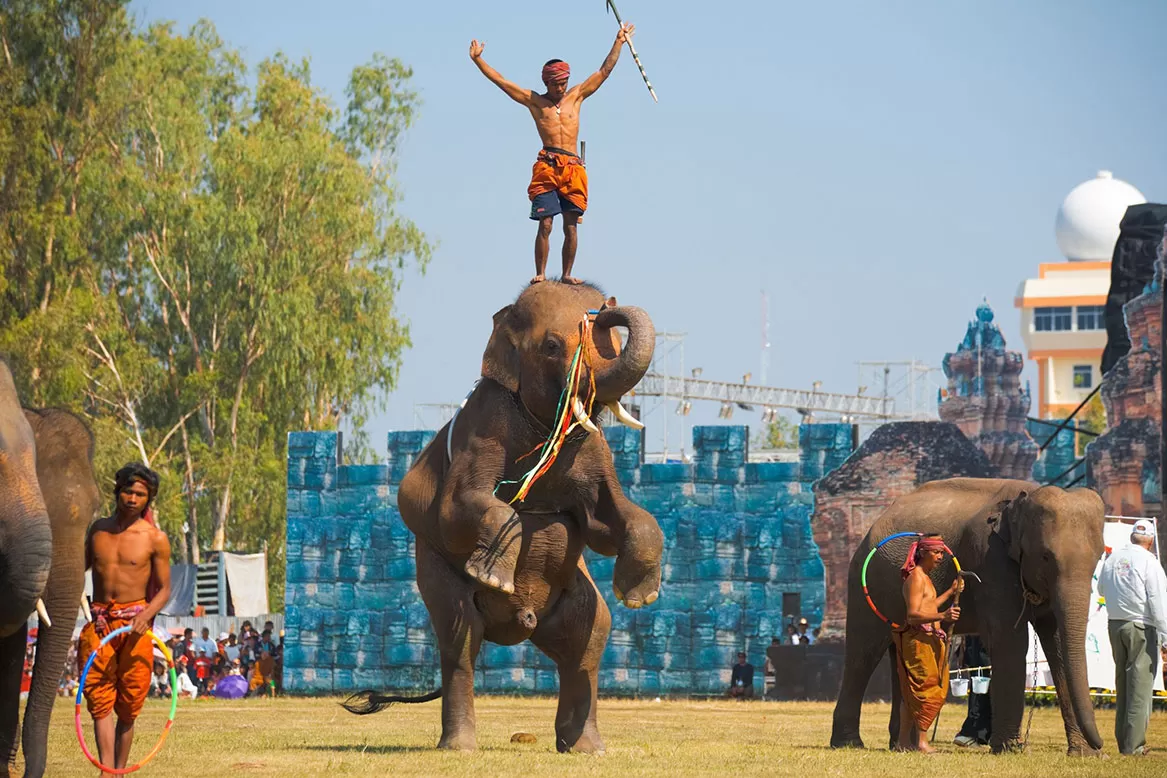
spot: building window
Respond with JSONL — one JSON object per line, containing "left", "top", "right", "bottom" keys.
{"left": 782, "top": 592, "right": 802, "bottom": 623}
{"left": 1077, "top": 305, "right": 1105, "bottom": 331}
{"left": 1034, "top": 306, "right": 1072, "bottom": 332}
{"left": 1073, "top": 365, "right": 1092, "bottom": 389}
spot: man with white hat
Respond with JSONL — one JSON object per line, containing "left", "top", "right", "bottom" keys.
{"left": 1098, "top": 519, "right": 1167, "bottom": 755}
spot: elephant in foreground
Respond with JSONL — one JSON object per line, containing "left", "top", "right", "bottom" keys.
{"left": 830, "top": 478, "right": 1106, "bottom": 756}
{"left": 0, "top": 360, "right": 101, "bottom": 778}
{"left": 344, "top": 281, "right": 664, "bottom": 752}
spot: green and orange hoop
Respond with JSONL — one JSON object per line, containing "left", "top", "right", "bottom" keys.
{"left": 75, "top": 625, "right": 178, "bottom": 774}
{"left": 861, "top": 531, "right": 962, "bottom": 628}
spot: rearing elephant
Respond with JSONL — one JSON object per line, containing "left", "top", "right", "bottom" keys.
{"left": 344, "top": 281, "right": 664, "bottom": 752}
{"left": 830, "top": 478, "right": 1106, "bottom": 755}
{"left": 0, "top": 359, "right": 101, "bottom": 778}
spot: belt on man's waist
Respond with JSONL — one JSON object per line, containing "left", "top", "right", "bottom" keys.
{"left": 542, "top": 146, "right": 579, "bottom": 158}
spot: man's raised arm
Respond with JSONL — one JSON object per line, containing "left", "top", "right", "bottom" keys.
{"left": 578, "top": 23, "right": 634, "bottom": 99}
{"left": 470, "top": 40, "right": 536, "bottom": 106}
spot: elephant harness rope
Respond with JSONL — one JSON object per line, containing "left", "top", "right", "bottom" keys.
{"left": 495, "top": 314, "right": 597, "bottom": 504}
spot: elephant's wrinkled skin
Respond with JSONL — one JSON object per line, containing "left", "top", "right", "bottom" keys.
{"left": 0, "top": 360, "right": 100, "bottom": 778}
{"left": 830, "top": 478, "right": 1106, "bottom": 756}
{"left": 347, "top": 282, "right": 664, "bottom": 752}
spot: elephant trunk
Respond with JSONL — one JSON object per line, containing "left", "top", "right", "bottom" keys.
{"left": 0, "top": 507, "right": 52, "bottom": 634}
{"left": 591, "top": 306, "right": 655, "bottom": 400}
{"left": 1054, "top": 579, "right": 1103, "bottom": 752}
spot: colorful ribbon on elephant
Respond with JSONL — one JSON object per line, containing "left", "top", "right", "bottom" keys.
{"left": 861, "top": 531, "right": 961, "bottom": 629}
{"left": 496, "top": 315, "right": 597, "bottom": 504}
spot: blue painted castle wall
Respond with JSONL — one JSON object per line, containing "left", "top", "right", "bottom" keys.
{"left": 283, "top": 423, "right": 852, "bottom": 696}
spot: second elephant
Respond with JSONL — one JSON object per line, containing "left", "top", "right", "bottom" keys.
{"left": 830, "top": 478, "right": 1106, "bottom": 755}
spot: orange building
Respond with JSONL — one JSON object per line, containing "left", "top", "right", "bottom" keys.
{"left": 1015, "top": 171, "right": 1146, "bottom": 418}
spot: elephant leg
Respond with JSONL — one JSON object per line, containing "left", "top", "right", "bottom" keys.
{"left": 593, "top": 480, "right": 663, "bottom": 609}
{"left": 1033, "top": 614, "right": 1098, "bottom": 756}
{"left": 442, "top": 482, "right": 523, "bottom": 596}
{"left": 530, "top": 565, "right": 611, "bottom": 753}
{"left": 886, "top": 643, "right": 903, "bottom": 750}
{"left": 830, "top": 596, "right": 890, "bottom": 748}
{"left": 0, "top": 623, "right": 27, "bottom": 776}
{"left": 416, "top": 541, "right": 484, "bottom": 751}
{"left": 983, "top": 620, "right": 1029, "bottom": 753}
{"left": 21, "top": 559, "right": 87, "bottom": 778}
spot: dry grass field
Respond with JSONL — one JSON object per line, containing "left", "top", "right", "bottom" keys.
{"left": 21, "top": 695, "right": 1167, "bottom": 777}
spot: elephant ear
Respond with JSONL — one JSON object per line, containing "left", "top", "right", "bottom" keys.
{"left": 988, "top": 491, "right": 1028, "bottom": 562}
{"left": 481, "top": 305, "right": 520, "bottom": 393}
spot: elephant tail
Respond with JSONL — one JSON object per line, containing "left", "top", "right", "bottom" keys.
{"left": 340, "top": 688, "right": 441, "bottom": 715}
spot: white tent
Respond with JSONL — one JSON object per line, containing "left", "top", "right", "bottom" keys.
{"left": 1025, "top": 516, "right": 1164, "bottom": 692}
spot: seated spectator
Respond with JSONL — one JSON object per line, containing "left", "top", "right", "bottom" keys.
{"left": 249, "top": 645, "right": 277, "bottom": 697}
{"left": 150, "top": 660, "right": 171, "bottom": 699}
{"left": 797, "top": 617, "right": 815, "bottom": 645}
{"left": 174, "top": 656, "right": 199, "bottom": 700}
{"left": 727, "top": 651, "right": 755, "bottom": 699}
{"left": 223, "top": 633, "right": 241, "bottom": 663}
{"left": 786, "top": 624, "right": 800, "bottom": 646}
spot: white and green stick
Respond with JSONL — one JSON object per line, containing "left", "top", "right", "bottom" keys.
{"left": 605, "top": 0, "right": 658, "bottom": 102}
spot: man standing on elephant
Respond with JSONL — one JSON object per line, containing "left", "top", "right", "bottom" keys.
{"left": 893, "top": 534, "right": 962, "bottom": 753}
{"left": 1098, "top": 519, "right": 1167, "bottom": 756}
{"left": 80, "top": 463, "right": 172, "bottom": 771}
{"left": 469, "top": 23, "right": 635, "bottom": 285}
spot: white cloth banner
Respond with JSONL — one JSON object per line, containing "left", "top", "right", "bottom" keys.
{"left": 1026, "top": 518, "right": 1164, "bottom": 692}
{"left": 223, "top": 552, "right": 269, "bottom": 617}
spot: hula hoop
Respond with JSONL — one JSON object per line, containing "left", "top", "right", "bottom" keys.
{"left": 861, "top": 532, "right": 962, "bottom": 629}
{"left": 75, "top": 625, "right": 178, "bottom": 774}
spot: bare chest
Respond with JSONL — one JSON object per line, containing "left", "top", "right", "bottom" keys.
{"left": 91, "top": 529, "right": 153, "bottom": 570}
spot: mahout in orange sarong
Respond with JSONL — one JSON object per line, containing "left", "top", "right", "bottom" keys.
{"left": 892, "top": 626, "right": 950, "bottom": 731}
{"left": 77, "top": 600, "right": 154, "bottom": 723}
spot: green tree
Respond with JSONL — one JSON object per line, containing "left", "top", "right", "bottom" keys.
{"left": 1, "top": 4, "right": 430, "bottom": 609}
{"left": 753, "top": 412, "right": 801, "bottom": 450}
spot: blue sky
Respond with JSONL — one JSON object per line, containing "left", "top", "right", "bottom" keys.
{"left": 134, "top": 1, "right": 1167, "bottom": 456}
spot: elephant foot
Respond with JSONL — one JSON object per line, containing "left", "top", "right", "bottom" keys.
{"left": 557, "top": 726, "right": 605, "bottom": 754}
{"left": 437, "top": 730, "right": 477, "bottom": 751}
{"left": 612, "top": 552, "right": 660, "bottom": 609}
{"left": 990, "top": 737, "right": 1025, "bottom": 754}
{"left": 829, "top": 735, "right": 865, "bottom": 750}
{"left": 1066, "top": 743, "right": 1105, "bottom": 758}
{"left": 465, "top": 525, "right": 521, "bottom": 595}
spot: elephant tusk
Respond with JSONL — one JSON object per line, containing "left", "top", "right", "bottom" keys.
{"left": 573, "top": 399, "right": 599, "bottom": 434}
{"left": 35, "top": 599, "right": 51, "bottom": 628}
{"left": 81, "top": 595, "right": 92, "bottom": 623}
{"left": 606, "top": 400, "right": 644, "bottom": 430}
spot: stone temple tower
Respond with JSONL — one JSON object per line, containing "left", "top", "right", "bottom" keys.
{"left": 939, "top": 301, "right": 1039, "bottom": 479}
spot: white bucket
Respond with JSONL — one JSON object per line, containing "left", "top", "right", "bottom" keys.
{"left": 971, "top": 676, "right": 990, "bottom": 694}
{"left": 950, "top": 677, "right": 970, "bottom": 697}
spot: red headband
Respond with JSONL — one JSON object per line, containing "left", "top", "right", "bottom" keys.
{"left": 901, "top": 536, "right": 946, "bottom": 579}
{"left": 542, "top": 61, "right": 570, "bottom": 84}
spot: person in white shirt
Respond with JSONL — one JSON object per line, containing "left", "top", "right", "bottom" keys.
{"left": 1098, "top": 519, "right": 1167, "bottom": 756}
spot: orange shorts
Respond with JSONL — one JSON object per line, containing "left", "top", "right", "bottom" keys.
{"left": 77, "top": 600, "right": 154, "bottom": 723}
{"left": 528, "top": 148, "right": 588, "bottom": 218}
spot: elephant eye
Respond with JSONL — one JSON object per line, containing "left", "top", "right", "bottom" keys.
{"left": 542, "top": 336, "right": 564, "bottom": 357}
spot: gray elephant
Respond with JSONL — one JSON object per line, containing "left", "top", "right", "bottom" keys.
{"left": 0, "top": 359, "right": 101, "bottom": 778}
{"left": 830, "top": 478, "right": 1106, "bottom": 755}
{"left": 344, "top": 281, "right": 664, "bottom": 753}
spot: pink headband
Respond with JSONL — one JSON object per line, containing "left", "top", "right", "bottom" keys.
{"left": 542, "top": 61, "right": 570, "bottom": 84}
{"left": 901, "top": 536, "right": 946, "bottom": 580}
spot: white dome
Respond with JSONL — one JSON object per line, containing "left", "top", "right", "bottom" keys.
{"left": 1054, "top": 171, "right": 1146, "bottom": 261}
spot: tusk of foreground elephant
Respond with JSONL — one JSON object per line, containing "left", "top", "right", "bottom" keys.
{"left": 606, "top": 400, "right": 644, "bottom": 430}
{"left": 81, "top": 595, "right": 92, "bottom": 623}
{"left": 573, "top": 399, "right": 600, "bottom": 434}
{"left": 35, "top": 599, "right": 51, "bottom": 628}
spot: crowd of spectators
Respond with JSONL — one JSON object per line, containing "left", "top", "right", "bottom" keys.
{"left": 153, "top": 620, "right": 284, "bottom": 700}
{"left": 34, "top": 619, "right": 283, "bottom": 702}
